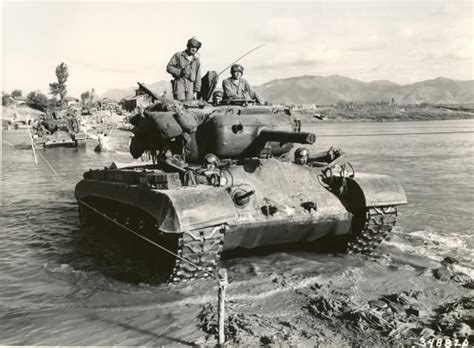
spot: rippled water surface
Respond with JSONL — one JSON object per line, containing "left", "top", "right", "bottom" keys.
{"left": 1, "top": 119, "right": 473, "bottom": 344}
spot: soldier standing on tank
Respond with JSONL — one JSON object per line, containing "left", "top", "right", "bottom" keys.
{"left": 222, "top": 64, "right": 264, "bottom": 104}
{"left": 166, "top": 37, "right": 202, "bottom": 101}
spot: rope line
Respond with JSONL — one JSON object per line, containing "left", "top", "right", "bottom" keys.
{"left": 36, "top": 150, "right": 60, "bottom": 177}
{"left": 78, "top": 199, "right": 202, "bottom": 271}
{"left": 3, "top": 140, "right": 14, "bottom": 147}
{"left": 26, "top": 123, "right": 38, "bottom": 165}
{"left": 317, "top": 130, "right": 474, "bottom": 137}
{"left": 5, "top": 134, "right": 202, "bottom": 271}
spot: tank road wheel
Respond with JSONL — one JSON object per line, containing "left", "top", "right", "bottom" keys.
{"left": 347, "top": 206, "right": 397, "bottom": 254}
{"left": 170, "top": 225, "right": 227, "bottom": 282}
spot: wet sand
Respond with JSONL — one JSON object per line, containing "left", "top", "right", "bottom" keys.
{"left": 158, "top": 244, "right": 473, "bottom": 346}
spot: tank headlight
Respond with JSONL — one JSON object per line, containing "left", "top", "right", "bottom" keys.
{"left": 219, "top": 176, "right": 228, "bottom": 187}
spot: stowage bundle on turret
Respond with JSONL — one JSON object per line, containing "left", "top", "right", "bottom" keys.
{"left": 129, "top": 99, "right": 211, "bottom": 160}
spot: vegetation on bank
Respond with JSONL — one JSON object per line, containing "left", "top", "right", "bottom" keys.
{"left": 314, "top": 102, "right": 474, "bottom": 122}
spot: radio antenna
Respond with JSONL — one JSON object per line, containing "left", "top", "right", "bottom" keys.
{"left": 216, "top": 44, "right": 266, "bottom": 77}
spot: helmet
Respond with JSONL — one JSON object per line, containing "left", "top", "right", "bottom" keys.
{"left": 212, "top": 91, "right": 223, "bottom": 105}
{"left": 203, "top": 153, "right": 219, "bottom": 168}
{"left": 187, "top": 37, "right": 202, "bottom": 49}
{"left": 295, "top": 147, "right": 309, "bottom": 164}
{"left": 213, "top": 91, "right": 223, "bottom": 98}
{"left": 230, "top": 64, "right": 244, "bottom": 74}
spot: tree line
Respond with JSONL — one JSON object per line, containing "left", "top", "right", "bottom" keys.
{"left": 2, "top": 62, "right": 97, "bottom": 112}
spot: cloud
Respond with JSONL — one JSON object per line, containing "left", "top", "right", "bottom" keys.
{"left": 348, "top": 40, "right": 388, "bottom": 51}
{"left": 421, "top": 53, "right": 473, "bottom": 63}
{"left": 253, "top": 17, "right": 313, "bottom": 43}
{"left": 368, "top": 65, "right": 383, "bottom": 73}
{"left": 256, "top": 58, "right": 324, "bottom": 71}
{"left": 75, "top": 61, "right": 155, "bottom": 75}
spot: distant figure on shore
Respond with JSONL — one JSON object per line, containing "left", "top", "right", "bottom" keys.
{"left": 166, "top": 37, "right": 202, "bottom": 101}
{"left": 222, "top": 64, "right": 264, "bottom": 104}
{"left": 94, "top": 131, "right": 109, "bottom": 152}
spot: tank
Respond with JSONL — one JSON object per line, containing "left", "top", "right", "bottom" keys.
{"left": 34, "top": 118, "right": 87, "bottom": 149}
{"left": 75, "top": 99, "right": 407, "bottom": 282}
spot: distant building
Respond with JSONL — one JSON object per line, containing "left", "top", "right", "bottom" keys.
{"left": 64, "top": 96, "right": 79, "bottom": 106}
{"left": 122, "top": 83, "right": 156, "bottom": 112}
{"left": 98, "top": 98, "right": 119, "bottom": 109}
{"left": 12, "top": 96, "right": 27, "bottom": 105}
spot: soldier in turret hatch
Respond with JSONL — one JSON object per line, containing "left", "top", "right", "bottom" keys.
{"left": 167, "top": 37, "right": 202, "bottom": 101}
{"left": 222, "top": 64, "right": 264, "bottom": 104}
{"left": 212, "top": 90, "right": 223, "bottom": 105}
{"left": 294, "top": 147, "right": 309, "bottom": 165}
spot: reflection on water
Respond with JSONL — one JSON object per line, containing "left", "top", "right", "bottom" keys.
{"left": 1, "top": 119, "right": 473, "bottom": 344}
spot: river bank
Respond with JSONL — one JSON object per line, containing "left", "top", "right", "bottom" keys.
{"left": 295, "top": 103, "right": 474, "bottom": 123}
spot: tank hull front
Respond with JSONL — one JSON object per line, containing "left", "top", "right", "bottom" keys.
{"left": 220, "top": 158, "right": 353, "bottom": 249}
{"left": 75, "top": 158, "right": 406, "bottom": 252}
{"left": 223, "top": 213, "right": 351, "bottom": 250}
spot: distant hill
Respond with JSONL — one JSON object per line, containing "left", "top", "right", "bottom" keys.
{"left": 255, "top": 75, "right": 474, "bottom": 105}
{"left": 101, "top": 76, "right": 474, "bottom": 105}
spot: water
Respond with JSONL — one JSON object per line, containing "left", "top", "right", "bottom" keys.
{"left": 1, "top": 119, "right": 473, "bottom": 344}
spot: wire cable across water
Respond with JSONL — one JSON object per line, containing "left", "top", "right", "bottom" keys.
{"left": 78, "top": 199, "right": 203, "bottom": 271}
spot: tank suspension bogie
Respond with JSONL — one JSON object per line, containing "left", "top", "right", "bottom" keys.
{"left": 78, "top": 196, "right": 227, "bottom": 283}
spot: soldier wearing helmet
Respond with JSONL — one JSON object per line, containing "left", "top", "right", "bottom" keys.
{"left": 212, "top": 91, "right": 223, "bottom": 105}
{"left": 294, "top": 147, "right": 309, "bottom": 165}
{"left": 167, "top": 37, "right": 202, "bottom": 101}
{"left": 202, "top": 153, "right": 219, "bottom": 171}
{"left": 222, "top": 64, "right": 264, "bottom": 104}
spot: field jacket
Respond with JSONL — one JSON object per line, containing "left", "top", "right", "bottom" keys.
{"left": 222, "top": 77, "right": 261, "bottom": 103}
{"left": 166, "top": 51, "right": 201, "bottom": 92}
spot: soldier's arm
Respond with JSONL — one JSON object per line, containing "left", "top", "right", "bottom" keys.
{"left": 166, "top": 53, "right": 182, "bottom": 79}
{"left": 246, "top": 80, "right": 264, "bottom": 104}
{"left": 194, "top": 60, "right": 202, "bottom": 92}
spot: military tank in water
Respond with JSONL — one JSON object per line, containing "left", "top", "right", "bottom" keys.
{"left": 75, "top": 97, "right": 407, "bottom": 282}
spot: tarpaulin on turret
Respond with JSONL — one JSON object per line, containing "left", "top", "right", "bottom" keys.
{"left": 128, "top": 99, "right": 210, "bottom": 160}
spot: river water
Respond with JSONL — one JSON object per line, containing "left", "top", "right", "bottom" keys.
{"left": 1, "top": 119, "right": 473, "bottom": 345}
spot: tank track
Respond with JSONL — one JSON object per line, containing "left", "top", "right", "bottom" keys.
{"left": 78, "top": 198, "right": 227, "bottom": 283}
{"left": 170, "top": 225, "right": 227, "bottom": 282}
{"left": 347, "top": 206, "right": 397, "bottom": 254}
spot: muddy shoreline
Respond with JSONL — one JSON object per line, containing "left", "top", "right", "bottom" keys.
{"left": 136, "top": 244, "right": 473, "bottom": 346}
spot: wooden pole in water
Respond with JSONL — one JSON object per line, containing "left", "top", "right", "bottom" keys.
{"left": 26, "top": 122, "right": 38, "bottom": 166}
{"left": 217, "top": 268, "right": 228, "bottom": 346}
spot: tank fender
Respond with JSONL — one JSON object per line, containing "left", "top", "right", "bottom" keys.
{"left": 345, "top": 173, "right": 407, "bottom": 211}
{"left": 75, "top": 180, "right": 237, "bottom": 234}
{"left": 162, "top": 187, "right": 238, "bottom": 232}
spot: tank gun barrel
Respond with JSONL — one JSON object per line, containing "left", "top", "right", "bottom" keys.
{"left": 258, "top": 130, "right": 316, "bottom": 145}
{"left": 240, "top": 130, "right": 316, "bottom": 158}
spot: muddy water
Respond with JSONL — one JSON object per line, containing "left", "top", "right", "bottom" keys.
{"left": 1, "top": 119, "right": 473, "bottom": 345}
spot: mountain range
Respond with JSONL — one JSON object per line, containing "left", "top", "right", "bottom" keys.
{"left": 101, "top": 75, "right": 474, "bottom": 105}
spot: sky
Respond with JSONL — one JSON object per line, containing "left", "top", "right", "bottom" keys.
{"left": 2, "top": 0, "right": 473, "bottom": 97}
